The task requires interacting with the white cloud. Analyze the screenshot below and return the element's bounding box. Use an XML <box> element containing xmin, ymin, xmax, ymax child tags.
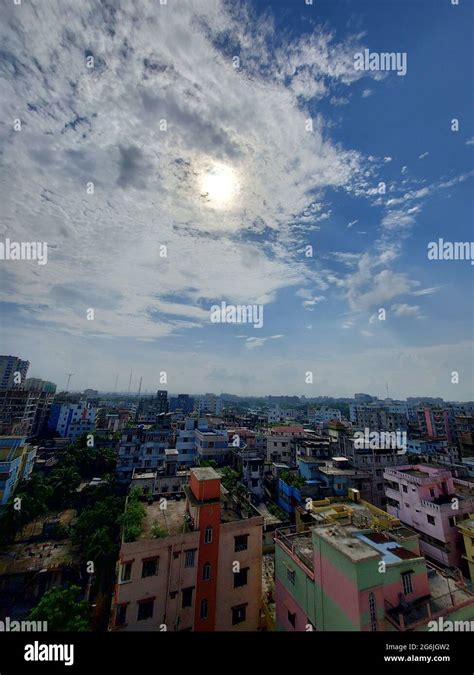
<box><xmin>0</xmin><ymin>0</ymin><xmax>370</xmax><ymax>341</ymax></box>
<box><xmin>391</xmin><ymin>303</ymin><xmax>421</xmax><ymax>318</ymax></box>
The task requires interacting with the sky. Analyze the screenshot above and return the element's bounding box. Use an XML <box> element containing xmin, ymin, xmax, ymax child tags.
<box><xmin>0</xmin><ymin>0</ymin><xmax>473</xmax><ymax>399</ymax></box>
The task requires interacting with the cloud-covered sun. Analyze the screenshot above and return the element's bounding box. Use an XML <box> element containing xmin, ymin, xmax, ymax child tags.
<box><xmin>200</xmin><ymin>163</ymin><xmax>240</xmax><ymax>209</ymax></box>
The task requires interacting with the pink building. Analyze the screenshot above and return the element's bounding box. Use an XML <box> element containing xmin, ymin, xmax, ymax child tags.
<box><xmin>384</xmin><ymin>465</ymin><xmax>474</xmax><ymax>568</ymax></box>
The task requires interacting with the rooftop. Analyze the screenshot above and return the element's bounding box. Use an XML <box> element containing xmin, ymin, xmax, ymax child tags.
<box><xmin>140</xmin><ymin>497</ymin><xmax>188</xmax><ymax>539</ymax></box>
<box><xmin>0</xmin><ymin>539</ymin><xmax>77</xmax><ymax>576</ymax></box>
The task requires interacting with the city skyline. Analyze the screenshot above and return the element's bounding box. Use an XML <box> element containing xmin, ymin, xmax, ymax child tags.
<box><xmin>1</xmin><ymin>0</ymin><xmax>473</xmax><ymax>399</ymax></box>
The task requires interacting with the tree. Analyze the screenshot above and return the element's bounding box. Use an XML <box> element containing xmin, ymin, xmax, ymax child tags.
<box><xmin>48</xmin><ymin>466</ymin><xmax>81</xmax><ymax>508</ymax></box>
<box><xmin>28</xmin><ymin>585</ymin><xmax>90</xmax><ymax>631</ymax></box>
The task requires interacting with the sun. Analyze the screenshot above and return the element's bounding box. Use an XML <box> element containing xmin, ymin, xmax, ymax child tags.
<box><xmin>200</xmin><ymin>163</ymin><xmax>240</xmax><ymax>209</ymax></box>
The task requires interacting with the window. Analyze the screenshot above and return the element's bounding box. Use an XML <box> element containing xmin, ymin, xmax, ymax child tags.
<box><xmin>204</xmin><ymin>526</ymin><xmax>213</xmax><ymax>544</ymax></box>
<box><xmin>430</xmin><ymin>488</ymin><xmax>435</xmax><ymax>498</ymax></box>
<box><xmin>369</xmin><ymin>592</ymin><xmax>377</xmax><ymax>631</ymax></box>
<box><xmin>234</xmin><ymin>535</ymin><xmax>248</xmax><ymax>552</ymax></box>
<box><xmin>200</xmin><ymin>599</ymin><xmax>208</xmax><ymax>620</ymax></box>
<box><xmin>185</xmin><ymin>549</ymin><xmax>196</xmax><ymax>568</ymax></box>
<box><xmin>137</xmin><ymin>599</ymin><xmax>154</xmax><ymax>621</ymax></box>
<box><xmin>402</xmin><ymin>571</ymin><xmax>413</xmax><ymax>595</ymax></box>
<box><xmin>142</xmin><ymin>558</ymin><xmax>158</xmax><ymax>578</ymax></box>
<box><xmin>402</xmin><ymin>484</ymin><xmax>408</xmax><ymax>493</ymax></box>
<box><xmin>182</xmin><ymin>587</ymin><xmax>194</xmax><ymax>609</ymax></box>
<box><xmin>121</xmin><ymin>561</ymin><xmax>132</xmax><ymax>582</ymax></box>
<box><xmin>287</xmin><ymin>610</ymin><xmax>296</xmax><ymax>628</ymax></box>
<box><xmin>287</xmin><ymin>568</ymin><xmax>296</xmax><ymax>585</ymax></box>
<box><xmin>115</xmin><ymin>603</ymin><xmax>128</xmax><ymax>626</ymax></box>
<box><xmin>231</xmin><ymin>604</ymin><xmax>247</xmax><ymax>625</ymax></box>
<box><xmin>234</xmin><ymin>567</ymin><xmax>248</xmax><ymax>588</ymax></box>
<box><xmin>427</xmin><ymin>514</ymin><xmax>436</xmax><ymax>526</ymax></box>
<box><xmin>203</xmin><ymin>562</ymin><xmax>211</xmax><ymax>581</ymax></box>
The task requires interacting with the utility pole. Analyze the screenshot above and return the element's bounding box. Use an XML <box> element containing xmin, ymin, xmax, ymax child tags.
<box><xmin>65</xmin><ymin>373</ymin><xmax>74</xmax><ymax>392</ymax></box>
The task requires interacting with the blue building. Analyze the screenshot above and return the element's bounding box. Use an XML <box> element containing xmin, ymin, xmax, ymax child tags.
<box><xmin>48</xmin><ymin>401</ymin><xmax>96</xmax><ymax>441</ymax></box>
<box><xmin>0</xmin><ymin>436</ymin><xmax>36</xmax><ymax>506</ymax></box>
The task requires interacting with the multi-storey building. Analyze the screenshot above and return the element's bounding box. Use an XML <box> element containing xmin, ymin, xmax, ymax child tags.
<box><xmin>0</xmin><ymin>436</ymin><xmax>37</xmax><ymax>505</ymax></box>
<box><xmin>458</xmin><ymin>517</ymin><xmax>474</xmax><ymax>584</ymax></box>
<box><xmin>455</xmin><ymin>415</ymin><xmax>474</xmax><ymax>458</ymax></box>
<box><xmin>194</xmin><ymin>428</ymin><xmax>229</xmax><ymax>465</ymax></box>
<box><xmin>340</xmin><ymin>436</ymin><xmax>406</xmax><ymax>508</ymax></box>
<box><xmin>117</xmin><ymin>419</ymin><xmax>173</xmax><ymax>483</ymax></box>
<box><xmin>416</xmin><ymin>407</ymin><xmax>456</xmax><ymax>443</ymax></box>
<box><xmin>169</xmin><ymin>394</ymin><xmax>194</xmax><ymax>414</ymax></box>
<box><xmin>194</xmin><ymin>393</ymin><xmax>223</xmax><ymax>417</ymax></box>
<box><xmin>0</xmin><ymin>356</ymin><xmax>29</xmax><ymax>390</ymax></box>
<box><xmin>0</xmin><ymin>389</ymin><xmax>53</xmax><ymax>436</ymax></box>
<box><xmin>384</xmin><ymin>464</ymin><xmax>474</xmax><ymax>568</ymax></box>
<box><xmin>48</xmin><ymin>401</ymin><xmax>96</xmax><ymax>441</ymax></box>
<box><xmin>309</xmin><ymin>408</ymin><xmax>342</xmax><ymax>426</ymax></box>
<box><xmin>111</xmin><ymin>467</ymin><xmax>263</xmax><ymax>631</ymax></box>
<box><xmin>25</xmin><ymin>378</ymin><xmax>57</xmax><ymax>394</ymax></box>
<box><xmin>275</xmin><ymin>495</ymin><xmax>474</xmax><ymax>631</ymax></box>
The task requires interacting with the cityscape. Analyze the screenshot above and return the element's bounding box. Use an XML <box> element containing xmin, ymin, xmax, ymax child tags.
<box><xmin>0</xmin><ymin>0</ymin><xmax>473</xmax><ymax>667</ymax></box>
<box><xmin>0</xmin><ymin>354</ymin><xmax>473</xmax><ymax>634</ymax></box>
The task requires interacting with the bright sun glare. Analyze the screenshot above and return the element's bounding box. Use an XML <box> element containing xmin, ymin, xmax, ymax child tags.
<box><xmin>200</xmin><ymin>164</ymin><xmax>240</xmax><ymax>208</ymax></box>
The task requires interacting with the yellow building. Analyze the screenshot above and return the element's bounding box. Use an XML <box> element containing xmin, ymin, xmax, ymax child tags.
<box><xmin>458</xmin><ymin>516</ymin><xmax>474</xmax><ymax>585</ymax></box>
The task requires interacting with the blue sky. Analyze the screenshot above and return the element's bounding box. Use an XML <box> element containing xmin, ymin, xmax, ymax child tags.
<box><xmin>0</xmin><ymin>0</ymin><xmax>472</xmax><ymax>398</ymax></box>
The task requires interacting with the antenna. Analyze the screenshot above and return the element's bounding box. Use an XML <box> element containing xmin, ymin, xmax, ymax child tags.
<box><xmin>65</xmin><ymin>373</ymin><xmax>74</xmax><ymax>392</ymax></box>
<box><xmin>113</xmin><ymin>374</ymin><xmax>118</xmax><ymax>394</ymax></box>
<box><xmin>386</xmin><ymin>381</ymin><xmax>390</xmax><ymax>399</ymax></box>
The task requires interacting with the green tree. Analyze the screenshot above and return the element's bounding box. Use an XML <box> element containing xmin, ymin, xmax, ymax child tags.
<box><xmin>28</xmin><ymin>585</ymin><xmax>90</xmax><ymax>631</ymax></box>
<box><xmin>48</xmin><ymin>466</ymin><xmax>81</xmax><ymax>508</ymax></box>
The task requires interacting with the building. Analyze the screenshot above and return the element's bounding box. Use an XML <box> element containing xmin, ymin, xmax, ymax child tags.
<box><xmin>0</xmin><ymin>436</ymin><xmax>37</xmax><ymax>506</ymax></box>
<box><xmin>406</xmin><ymin>437</ymin><xmax>448</xmax><ymax>456</ymax></box>
<box><xmin>0</xmin><ymin>389</ymin><xmax>53</xmax><ymax>436</ymax></box>
<box><xmin>175</xmin><ymin>417</ymin><xmax>209</xmax><ymax>467</ymax></box>
<box><xmin>117</xmin><ymin>419</ymin><xmax>173</xmax><ymax>483</ymax></box>
<box><xmin>0</xmin><ymin>356</ymin><xmax>29</xmax><ymax>390</ymax></box>
<box><xmin>194</xmin><ymin>393</ymin><xmax>223</xmax><ymax>417</ymax></box>
<box><xmin>458</xmin><ymin>517</ymin><xmax>474</xmax><ymax>584</ymax></box>
<box><xmin>455</xmin><ymin>415</ymin><xmax>474</xmax><ymax>458</ymax></box>
<box><xmin>384</xmin><ymin>465</ymin><xmax>474</xmax><ymax>568</ymax></box>
<box><xmin>267</xmin><ymin>407</ymin><xmax>297</xmax><ymax>424</ymax></box>
<box><xmin>169</xmin><ymin>394</ymin><xmax>195</xmax><ymax>414</ymax></box>
<box><xmin>48</xmin><ymin>401</ymin><xmax>96</xmax><ymax>441</ymax></box>
<box><xmin>275</xmin><ymin>494</ymin><xmax>474</xmax><ymax>631</ymax></box>
<box><xmin>309</xmin><ymin>408</ymin><xmax>342</xmax><ymax>426</ymax></box>
<box><xmin>340</xmin><ymin>435</ymin><xmax>406</xmax><ymax>508</ymax></box>
<box><xmin>111</xmin><ymin>467</ymin><xmax>263</xmax><ymax>631</ymax></box>
<box><xmin>194</xmin><ymin>428</ymin><xmax>229</xmax><ymax>465</ymax></box>
<box><xmin>416</xmin><ymin>407</ymin><xmax>456</xmax><ymax>444</ymax></box>
<box><xmin>25</xmin><ymin>378</ymin><xmax>57</xmax><ymax>394</ymax></box>
<box><xmin>265</xmin><ymin>427</ymin><xmax>307</xmax><ymax>465</ymax></box>
<box><xmin>0</xmin><ymin>510</ymin><xmax>80</xmax><ymax>619</ymax></box>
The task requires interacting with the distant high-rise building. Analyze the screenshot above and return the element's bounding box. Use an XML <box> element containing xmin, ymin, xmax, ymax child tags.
<box><xmin>25</xmin><ymin>378</ymin><xmax>57</xmax><ymax>394</ymax></box>
<box><xmin>156</xmin><ymin>390</ymin><xmax>169</xmax><ymax>414</ymax></box>
<box><xmin>0</xmin><ymin>356</ymin><xmax>29</xmax><ymax>390</ymax></box>
<box><xmin>195</xmin><ymin>393</ymin><xmax>223</xmax><ymax>417</ymax></box>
